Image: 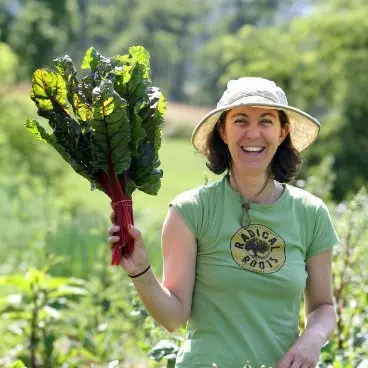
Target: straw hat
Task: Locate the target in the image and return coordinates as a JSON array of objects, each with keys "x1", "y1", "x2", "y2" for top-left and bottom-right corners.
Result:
[{"x1": 192, "y1": 77, "x2": 320, "y2": 154}]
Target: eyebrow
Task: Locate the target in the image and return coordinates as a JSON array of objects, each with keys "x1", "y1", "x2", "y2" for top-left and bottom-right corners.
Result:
[{"x1": 231, "y1": 112, "x2": 277, "y2": 119}]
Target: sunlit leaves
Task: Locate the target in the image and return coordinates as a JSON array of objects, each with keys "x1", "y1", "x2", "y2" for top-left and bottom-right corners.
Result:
[{"x1": 27, "y1": 46, "x2": 166, "y2": 197}]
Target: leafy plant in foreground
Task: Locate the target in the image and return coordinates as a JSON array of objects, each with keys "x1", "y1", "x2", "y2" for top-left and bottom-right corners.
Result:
[
  {"x1": 0, "y1": 260, "x2": 87, "y2": 368},
  {"x1": 26, "y1": 46, "x2": 166, "y2": 265}
]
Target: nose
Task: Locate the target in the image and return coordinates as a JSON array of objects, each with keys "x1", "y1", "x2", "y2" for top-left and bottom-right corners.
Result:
[{"x1": 245, "y1": 124, "x2": 261, "y2": 139}]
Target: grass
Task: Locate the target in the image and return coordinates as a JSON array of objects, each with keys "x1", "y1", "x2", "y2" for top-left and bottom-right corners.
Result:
[{"x1": 65, "y1": 136, "x2": 219, "y2": 221}]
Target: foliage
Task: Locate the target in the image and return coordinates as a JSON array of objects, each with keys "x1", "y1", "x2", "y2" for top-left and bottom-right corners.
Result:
[
  {"x1": 321, "y1": 187, "x2": 368, "y2": 367},
  {"x1": 215, "y1": 1, "x2": 368, "y2": 200},
  {"x1": 107, "y1": 0, "x2": 209, "y2": 102},
  {"x1": 27, "y1": 46, "x2": 166, "y2": 198},
  {"x1": 0, "y1": 88, "x2": 71, "y2": 201},
  {"x1": 298, "y1": 157, "x2": 368, "y2": 367},
  {"x1": 0, "y1": 260, "x2": 87, "y2": 367},
  {"x1": 0, "y1": 250, "x2": 162, "y2": 367},
  {"x1": 0, "y1": 43, "x2": 19, "y2": 85},
  {"x1": 195, "y1": 0, "x2": 289, "y2": 105},
  {"x1": 148, "y1": 340, "x2": 178, "y2": 368},
  {"x1": 5, "y1": 0, "x2": 78, "y2": 78},
  {"x1": 0, "y1": 0, "x2": 368, "y2": 365}
]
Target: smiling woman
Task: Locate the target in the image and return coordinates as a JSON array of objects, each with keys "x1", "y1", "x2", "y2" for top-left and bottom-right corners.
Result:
[
  {"x1": 206, "y1": 108, "x2": 301, "y2": 184},
  {"x1": 107, "y1": 77, "x2": 340, "y2": 368}
]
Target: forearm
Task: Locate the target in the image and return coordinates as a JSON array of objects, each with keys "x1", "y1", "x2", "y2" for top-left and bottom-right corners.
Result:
[
  {"x1": 301, "y1": 303, "x2": 337, "y2": 347},
  {"x1": 131, "y1": 268, "x2": 188, "y2": 332}
]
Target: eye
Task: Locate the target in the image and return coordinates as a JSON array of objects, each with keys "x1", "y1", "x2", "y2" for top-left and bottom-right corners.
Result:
[
  {"x1": 259, "y1": 119, "x2": 273, "y2": 125},
  {"x1": 233, "y1": 119, "x2": 248, "y2": 125}
]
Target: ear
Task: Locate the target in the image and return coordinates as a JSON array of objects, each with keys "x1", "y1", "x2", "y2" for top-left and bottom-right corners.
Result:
[
  {"x1": 217, "y1": 121, "x2": 228, "y2": 144},
  {"x1": 279, "y1": 123, "x2": 290, "y2": 144}
]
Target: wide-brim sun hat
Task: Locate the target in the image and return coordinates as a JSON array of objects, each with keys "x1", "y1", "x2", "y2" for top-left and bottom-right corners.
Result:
[{"x1": 192, "y1": 77, "x2": 320, "y2": 154}]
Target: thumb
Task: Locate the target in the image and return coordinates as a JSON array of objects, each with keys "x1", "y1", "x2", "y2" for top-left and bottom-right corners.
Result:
[{"x1": 128, "y1": 224, "x2": 142, "y2": 239}]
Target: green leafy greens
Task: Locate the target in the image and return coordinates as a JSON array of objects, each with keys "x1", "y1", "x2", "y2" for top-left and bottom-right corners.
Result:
[{"x1": 26, "y1": 46, "x2": 166, "y2": 263}]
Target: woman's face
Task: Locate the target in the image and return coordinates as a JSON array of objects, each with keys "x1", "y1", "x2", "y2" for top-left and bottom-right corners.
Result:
[{"x1": 219, "y1": 106, "x2": 289, "y2": 176}]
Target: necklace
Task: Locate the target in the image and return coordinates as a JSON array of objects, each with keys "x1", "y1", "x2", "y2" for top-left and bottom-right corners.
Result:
[{"x1": 231, "y1": 171, "x2": 273, "y2": 226}]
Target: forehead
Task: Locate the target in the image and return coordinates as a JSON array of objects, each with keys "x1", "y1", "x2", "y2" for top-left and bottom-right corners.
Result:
[{"x1": 227, "y1": 106, "x2": 278, "y2": 118}]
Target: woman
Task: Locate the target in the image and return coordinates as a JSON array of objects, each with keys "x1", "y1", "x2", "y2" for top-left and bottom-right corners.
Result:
[{"x1": 108, "y1": 77, "x2": 339, "y2": 368}]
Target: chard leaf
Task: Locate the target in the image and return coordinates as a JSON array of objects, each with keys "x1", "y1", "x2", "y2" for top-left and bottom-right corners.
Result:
[
  {"x1": 54, "y1": 55, "x2": 92, "y2": 123},
  {"x1": 126, "y1": 47, "x2": 151, "y2": 105},
  {"x1": 30, "y1": 69, "x2": 68, "y2": 114},
  {"x1": 24, "y1": 118, "x2": 51, "y2": 143},
  {"x1": 81, "y1": 47, "x2": 104, "y2": 72},
  {"x1": 53, "y1": 55, "x2": 76, "y2": 84},
  {"x1": 129, "y1": 104, "x2": 146, "y2": 157},
  {"x1": 54, "y1": 55, "x2": 93, "y2": 125},
  {"x1": 129, "y1": 46, "x2": 150, "y2": 76},
  {"x1": 126, "y1": 87, "x2": 166, "y2": 195},
  {"x1": 113, "y1": 46, "x2": 151, "y2": 105},
  {"x1": 79, "y1": 74, "x2": 95, "y2": 105},
  {"x1": 91, "y1": 79, "x2": 131, "y2": 174},
  {"x1": 25, "y1": 119, "x2": 95, "y2": 184},
  {"x1": 27, "y1": 46, "x2": 166, "y2": 200}
]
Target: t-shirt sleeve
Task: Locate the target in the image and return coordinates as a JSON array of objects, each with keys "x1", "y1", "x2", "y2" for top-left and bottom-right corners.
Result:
[
  {"x1": 306, "y1": 202, "x2": 340, "y2": 259},
  {"x1": 169, "y1": 188, "x2": 207, "y2": 240}
]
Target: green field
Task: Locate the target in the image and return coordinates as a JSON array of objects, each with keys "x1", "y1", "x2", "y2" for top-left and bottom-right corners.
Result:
[
  {"x1": 19, "y1": 137, "x2": 221, "y2": 278},
  {"x1": 66, "y1": 137, "x2": 219, "y2": 222}
]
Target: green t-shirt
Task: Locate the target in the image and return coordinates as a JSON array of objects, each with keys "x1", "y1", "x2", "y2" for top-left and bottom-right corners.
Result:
[{"x1": 170, "y1": 176, "x2": 339, "y2": 368}]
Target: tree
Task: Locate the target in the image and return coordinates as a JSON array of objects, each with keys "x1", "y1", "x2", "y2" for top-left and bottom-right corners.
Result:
[
  {"x1": 108, "y1": 0, "x2": 208, "y2": 102},
  {"x1": 210, "y1": 1, "x2": 368, "y2": 200},
  {"x1": 7, "y1": 0, "x2": 78, "y2": 77},
  {"x1": 194, "y1": 0, "x2": 290, "y2": 105}
]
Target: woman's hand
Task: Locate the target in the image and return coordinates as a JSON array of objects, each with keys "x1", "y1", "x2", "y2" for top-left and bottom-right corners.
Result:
[
  {"x1": 107, "y1": 210, "x2": 150, "y2": 276},
  {"x1": 276, "y1": 331, "x2": 324, "y2": 368}
]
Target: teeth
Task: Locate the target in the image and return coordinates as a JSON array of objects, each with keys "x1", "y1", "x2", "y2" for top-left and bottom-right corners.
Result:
[{"x1": 242, "y1": 146, "x2": 264, "y2": 152}]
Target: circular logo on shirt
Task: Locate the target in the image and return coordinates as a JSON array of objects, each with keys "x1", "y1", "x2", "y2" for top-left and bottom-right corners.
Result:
[{"x1": 230, "y1": 224, "x2": 285, "y2": 274}]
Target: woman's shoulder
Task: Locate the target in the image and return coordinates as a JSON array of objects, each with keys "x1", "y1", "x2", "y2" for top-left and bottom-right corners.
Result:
[
  {"x1": 171, "y1": 178, "x2": 224, "y2": 206},
  {"x1": 284, "y1": 183, "x2": 325, "y2": 209}
]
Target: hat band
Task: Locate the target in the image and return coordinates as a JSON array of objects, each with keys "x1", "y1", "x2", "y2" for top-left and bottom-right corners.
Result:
[{"x1": 225, "y1": 90, "x2": 279, "y2": 106}]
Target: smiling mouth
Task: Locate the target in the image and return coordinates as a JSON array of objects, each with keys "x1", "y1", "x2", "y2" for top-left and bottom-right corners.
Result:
[{"x1": 241, "y1": 146, "x2": 265, "y2": 153}]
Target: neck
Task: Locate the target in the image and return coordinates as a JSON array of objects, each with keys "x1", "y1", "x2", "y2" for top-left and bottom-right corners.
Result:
[{"x1": 229, "y1": 168, "x2": 275, "y2": 204}]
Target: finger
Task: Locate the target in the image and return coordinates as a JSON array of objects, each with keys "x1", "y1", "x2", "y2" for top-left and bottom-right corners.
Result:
[
  {"x1": 108, "y1": 225, "x2": 120, "y2": 236},
  {"x1": 110, "y1": 210, "x2": 116, "y2": 224},
  {"x1": 108, "y1": 236, "x2": 120, "y2": 248},
  {"x1": 277, "y1": 356, "x2": 294, "y2": 368},
  {"x1": 128, "y1": 224, "x2": 142, "y2": 239},
  {"x1": 289, "y1": 358, "x2": 302, "y2": 368}
]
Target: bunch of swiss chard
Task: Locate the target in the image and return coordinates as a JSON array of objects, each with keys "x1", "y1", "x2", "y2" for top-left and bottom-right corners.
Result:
[{"x1": 26, "y1": 46, "x2": 166, "y2": 265}]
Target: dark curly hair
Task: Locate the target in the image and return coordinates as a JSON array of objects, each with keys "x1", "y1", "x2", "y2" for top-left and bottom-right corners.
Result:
[{"x1": 204, "y1": 110, "x2": 301, "y2": 183}]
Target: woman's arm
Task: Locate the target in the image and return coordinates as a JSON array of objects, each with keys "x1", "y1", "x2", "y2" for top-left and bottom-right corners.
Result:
[
  {"x1": 125, "y1": 206, "x2": 197, "y2": 332},
  {"x1": 302, "y1": 247, "x2": 336, "y2": 342},
  {"x1": 277, "y1": 248, "x2": 337, "y2": 368}
]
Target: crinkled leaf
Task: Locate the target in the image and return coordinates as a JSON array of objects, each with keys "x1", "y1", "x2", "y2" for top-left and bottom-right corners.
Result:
[
  {"x1": 30, "y1": 69, "x2": 68, "y2": 113},
  {"x1": 91, "y1": 79, "x2": 131, "y2": 174},
  {"x1": 113, "y1": 46, "x2": 151, "y2": 105},
  {"x1": 126, "y1": 47, "x2": 151, "y2": 105},
  {"x1": 129, "y1": 105, "x2": 146, "y2": 156},
  {"x1": 27, "y1": 46, "x2": 166, "y2": 199},
  {"x1": 54, "y1": 55, "x2": 93, "y2": 125},
  {"x1": 129, "y1": 46, "x2": 150, "y2": 74},
  {"x1": 127, "y1": 88, "x2": 165, "y2": 195},
  {"x1": 81, "y1": 47, "x2": 104, "y2": 72},
  {"x1": 53, "y1": 54, "x2": 76, "y2": 84}
]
